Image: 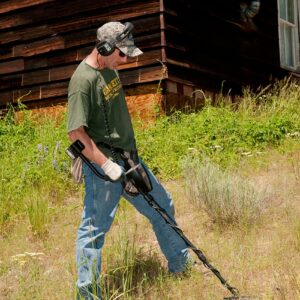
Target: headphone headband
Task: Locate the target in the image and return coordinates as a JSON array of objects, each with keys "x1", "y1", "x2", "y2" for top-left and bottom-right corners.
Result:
[{"x1": 116, "y1": 22, "x2": 134, "y2": 43}]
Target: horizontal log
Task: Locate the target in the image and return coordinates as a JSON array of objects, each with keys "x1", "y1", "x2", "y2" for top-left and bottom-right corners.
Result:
[
  {"x1": 0, "y1": 6, "x2": 160, "y2": 47},
  {"x1": 0, "y1": 24, "x2": 52, "y2": 46},
  {"x1": 0, "y1": 0, "x2": 154, "y2": 30},
  {"x1": 49, "y1": 65, "x2": 77, "y2": 82},
  {"x1": 63, "y1": 29, "x2": 96, "y2": 49},
  {"x1": 48, "y1": 42, "x2": 161, "y2": 69},
  {"x1": 23, "y1": 46, "x2": 90, "y2": 70},
  {"x1": 0, "y1": 59, "x2": 24, "y2": 74},
  {"x1": 21, "y1": 65, "x2": 75, "y2": 87},
  {"x1": 136, "y1": 33, "x2": 161, "y2": 50},
  {"x1": 120, "y1": 65, "x2": 165, "y2": 85},
  {"x1": 41, "y1": 82, "x2": 68, "y2": 99},
  {"x1": 22, "y1": 69, "x2": 49, "y2": 86},
  {"x1": 2, "y1": 28, "x2": 160, "y2": 60},
  {"x1": 0, "y1": 81, "x2": 69, "y2": 106},
  {"x1": 0, "y1": 73, "x2": 22, "y2": 90},
  {"x1": 21, "y1": 96, "x2": 67, "y2": 110},
  {"x1": 0, "y1": 0, "x2": 54, "y2": 14},
  {"x1": 0, "y1": 46, "x2": 13, "y2": 60},
  {"x1": 118, "y1": 49, "x2": 162, "y2": 70},
  {"x1": 24, "y1": 56, "x2": 47, "y2": 70},
  {"x1": 13, "y1": 36, "x2": 65, "y2": 57},
  {"x1": 13, "y1": 88, "x2": 41, "y2": 103}
]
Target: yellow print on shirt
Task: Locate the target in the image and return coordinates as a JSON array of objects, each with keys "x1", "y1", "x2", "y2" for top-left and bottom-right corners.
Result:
[{"x1": 102, "y1": 77, "x2": 122, "y2": 101}]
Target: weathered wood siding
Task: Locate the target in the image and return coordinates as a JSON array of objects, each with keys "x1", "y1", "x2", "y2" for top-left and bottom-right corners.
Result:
[
  {"x1": 0, "y1": 0, "x2": 164, "y2": 112},
  {"x1": 0, "y1": 0, "x2": 295, "y2": 114}
]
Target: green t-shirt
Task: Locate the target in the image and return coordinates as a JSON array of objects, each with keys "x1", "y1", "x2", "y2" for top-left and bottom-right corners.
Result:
[{"x1": 67, "y1": 60, "x2": 135, "y2": 158}]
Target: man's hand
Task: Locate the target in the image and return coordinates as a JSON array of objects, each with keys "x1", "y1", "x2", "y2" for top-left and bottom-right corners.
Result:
[{"x1": 101, "y1": 159, "x2": 123, "y2": 181}]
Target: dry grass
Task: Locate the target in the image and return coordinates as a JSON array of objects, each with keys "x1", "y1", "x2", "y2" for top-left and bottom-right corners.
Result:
[{"x1": 0, "y1": 150, "x2": 300, "y2": 299}]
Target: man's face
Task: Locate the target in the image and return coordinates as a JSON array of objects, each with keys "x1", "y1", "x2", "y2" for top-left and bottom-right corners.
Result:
[{"x1": 103, "y1": 48, "x2": 128, "y2": 69}]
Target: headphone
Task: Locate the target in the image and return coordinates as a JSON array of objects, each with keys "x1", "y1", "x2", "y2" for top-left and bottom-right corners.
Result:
[{"x1": 96, "y1": 22, "x2": 134, "y2": 56}]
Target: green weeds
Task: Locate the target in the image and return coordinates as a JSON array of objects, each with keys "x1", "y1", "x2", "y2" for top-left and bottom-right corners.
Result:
[
  {"x1": 0, "y1": 105, "x2": 72, "y2": 233},
  {"x1": 136, "y1": 78, "x2": 300, "y2": 179}
]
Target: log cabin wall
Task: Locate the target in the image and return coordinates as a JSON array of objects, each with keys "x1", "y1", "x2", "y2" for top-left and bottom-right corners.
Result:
[
  {"x1": 0, "y1": 0, "x2": 165, "y2": 118},
  {"x1": 0, "y1": 0, "x2": 296, "y2": 117}
]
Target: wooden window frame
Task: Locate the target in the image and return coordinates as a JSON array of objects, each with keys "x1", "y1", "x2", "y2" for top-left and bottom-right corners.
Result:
[{"x1": 278, "y1": 0, "x2": 300, "y2": 70}]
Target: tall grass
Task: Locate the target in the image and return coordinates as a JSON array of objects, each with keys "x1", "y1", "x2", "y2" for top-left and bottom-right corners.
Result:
[
  {"x1": 102, "y1": 234, "x2": 165, "y2": 299},
  {"x1": 26, "y1": 190, "x2": 49, "y2": 237},
  {"x1": 102, "y1": 202, "x2": 165, "y2": 299}
]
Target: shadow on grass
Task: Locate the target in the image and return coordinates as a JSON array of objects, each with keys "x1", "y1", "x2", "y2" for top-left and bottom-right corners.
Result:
[{"x1": 102, "y1": 250, "x2": 168, "y2": 299}]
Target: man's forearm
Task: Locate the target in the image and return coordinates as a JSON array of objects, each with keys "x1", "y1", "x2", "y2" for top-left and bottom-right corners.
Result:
[
  {"x1": 68, "y1": 126, "x2": 124, "y2": 181},
  {"x1": 68, "y1": 126, "x2": 108, "y2": 167}
]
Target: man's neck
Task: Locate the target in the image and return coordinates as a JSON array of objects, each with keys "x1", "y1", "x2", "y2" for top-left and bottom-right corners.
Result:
[{"x1": 85, "y1": 48, "x2": 105, "y2": 69}]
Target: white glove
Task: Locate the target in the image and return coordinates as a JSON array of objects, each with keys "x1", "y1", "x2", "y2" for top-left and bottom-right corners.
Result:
[{"x1": 101, "y1": 159, "x2": 123, "y2": 181}]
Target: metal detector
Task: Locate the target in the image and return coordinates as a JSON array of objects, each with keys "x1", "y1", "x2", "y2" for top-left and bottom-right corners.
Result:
[{"x1": 66, "y1": 140, "x2": 256, "y2": 300}]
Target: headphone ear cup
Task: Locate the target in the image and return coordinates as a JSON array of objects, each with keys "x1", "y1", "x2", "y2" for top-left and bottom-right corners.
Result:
[{"x1": 96, "y1": 40, "x2": 115, "y2": 56}]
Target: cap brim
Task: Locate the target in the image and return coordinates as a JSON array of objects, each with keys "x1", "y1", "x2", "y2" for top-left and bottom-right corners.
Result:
[{"x1": 119, "y1": 46, "x2": 143, "y2": 58}]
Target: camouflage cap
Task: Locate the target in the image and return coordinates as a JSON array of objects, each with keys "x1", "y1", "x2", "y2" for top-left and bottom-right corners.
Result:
[{"x1": 96, "y1": 22, "x2": 143, "y2": 57}]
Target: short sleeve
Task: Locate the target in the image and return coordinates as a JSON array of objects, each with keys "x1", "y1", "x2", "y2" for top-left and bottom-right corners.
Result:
[{"x1": 67, "y1": 91, "x2": 90, "y2": 133}]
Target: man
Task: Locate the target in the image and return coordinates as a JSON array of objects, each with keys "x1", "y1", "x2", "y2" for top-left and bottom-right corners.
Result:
[{"x1": 67, "y1": 21, "x2": 190, "y2": 299}]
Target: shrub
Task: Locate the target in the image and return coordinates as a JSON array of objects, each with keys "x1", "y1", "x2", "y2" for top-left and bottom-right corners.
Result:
[{"x1": 182, "y1": 157, "x2": 265, "y2": 228}]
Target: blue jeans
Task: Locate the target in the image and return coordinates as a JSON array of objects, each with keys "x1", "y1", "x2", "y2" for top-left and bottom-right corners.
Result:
[{"x1": 76, "y1": 161, "x2": 189, "y2": 299}]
